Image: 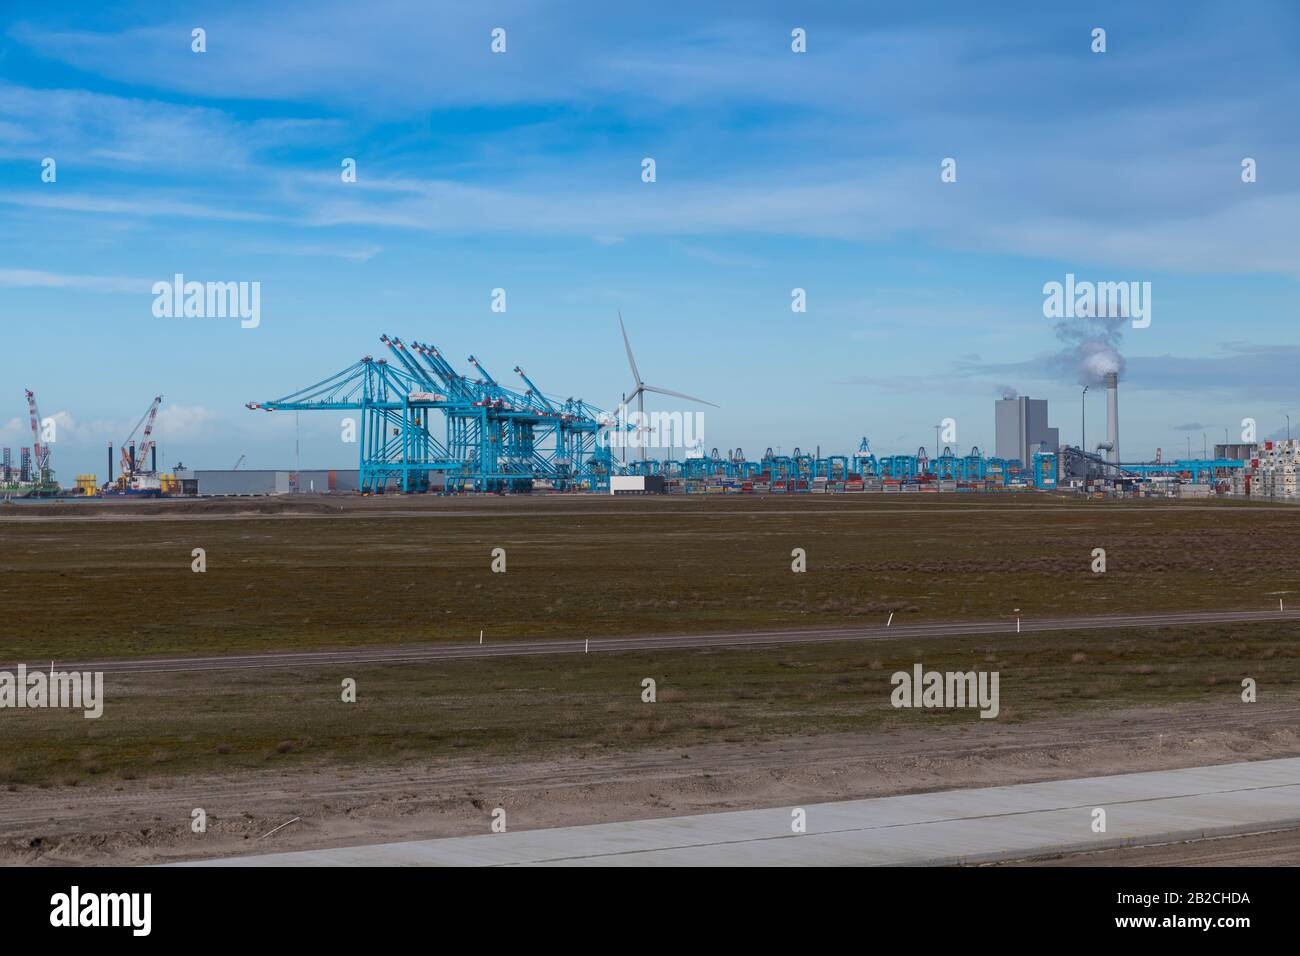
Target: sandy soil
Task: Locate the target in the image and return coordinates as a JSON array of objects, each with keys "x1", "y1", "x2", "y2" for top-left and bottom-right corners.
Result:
[
  {"x1": 996, "y1": 827, "x2": 1300, "y2": 866},
  {"x1": 4, "y1": 699, "x2": 1297, "y2": 866}
]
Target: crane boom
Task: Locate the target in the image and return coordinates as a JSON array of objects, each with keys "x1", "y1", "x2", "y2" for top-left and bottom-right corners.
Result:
[
  {"x1": 120, "y1": 396, "x2": 162, "y2": 478},
  {"x1": 136, "y1": 396, "x2": 162, "y2": 472},
  {"x1": 514, "y1": 366, "x2": 557, "y2": 413},
  {"x1": 24, "y1": 389, "x2": 47, "y2": 473}
]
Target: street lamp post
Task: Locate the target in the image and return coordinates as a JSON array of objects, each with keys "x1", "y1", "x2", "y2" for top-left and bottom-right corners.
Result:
[{"x1": 1081, "y1": 385, "x2": 1089, "y2": 495}]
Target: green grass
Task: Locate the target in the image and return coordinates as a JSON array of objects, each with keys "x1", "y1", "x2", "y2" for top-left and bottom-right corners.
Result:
[
  {"x1": 2, "y1": 494, "x2": 1298, "y2": 661},
  {"x1": 3, "y1": 494, "x2": 1296, "y2": 786},
  {"x1": 1, "y1": 623, "x2": 1295, "y2": 787}
]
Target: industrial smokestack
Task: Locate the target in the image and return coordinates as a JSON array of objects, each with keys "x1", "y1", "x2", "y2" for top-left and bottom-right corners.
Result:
[{"x1": 1105, "y1": 371, "x2": 1119, "y2": 467}]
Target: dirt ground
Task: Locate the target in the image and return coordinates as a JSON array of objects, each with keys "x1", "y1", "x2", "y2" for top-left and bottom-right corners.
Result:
[
  {"x1": 4, "y1": 494, "x2": 1299, "y2": 866},
  {"x1": 997, "y1": 828, "x2": 1300, "y2": 866},
  {"x1": 4, "y1": 698, "x2": 1297, "y2": 866}
]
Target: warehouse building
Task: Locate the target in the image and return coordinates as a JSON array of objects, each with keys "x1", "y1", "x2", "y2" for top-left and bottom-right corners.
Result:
[{"x1": 173, "y1": 469, "x2": 362, "y2": 496}]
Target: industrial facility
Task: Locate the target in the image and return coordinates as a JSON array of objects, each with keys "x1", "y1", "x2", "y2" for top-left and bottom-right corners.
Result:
[
  {"x1": 2, "y1": 391, "x2": 185, "y2": 498},
  {"x1": 246, "y1": 334, "x2": 618, "y2": 494},
  {"x1": 5, "y1": 356, "x2": 1291, "y2": 501},
  {"x1": 172, "y1": 468, "x2": 360, "y2": 496},
  {"x1": 1, "y1": 389, "x2": 60, "y2": 497},
  {"x1": 234, "y1": 335, "x2": 1280, "y2": 499},
  {"x1": 101, "y1": 395, "x2": 184, "y2": 497}
]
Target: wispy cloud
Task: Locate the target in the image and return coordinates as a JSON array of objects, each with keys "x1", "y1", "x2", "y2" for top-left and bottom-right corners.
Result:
[
  {"x1": 0, "y1": 82, "x2": 334, "y2": 169},
  {"x1": 0, "y1": 267, "x2": 151, "y2": 293},
  {"x1": 247, "y1": 241, "x2": 383, "y2": 262},
  {"x1": 4, "y1": 1, "x2": 1299, "y2": 471},
  {"x1": 0, "y1": 190, "x2": 274, "y2": 223},
  {"x1": 675, "y1": 243, "x2": 764, "y2": 269}
]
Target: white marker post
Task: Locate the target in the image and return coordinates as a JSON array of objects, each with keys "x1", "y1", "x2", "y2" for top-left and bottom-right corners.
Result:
[
  {"x1": 585, "y1": 639, "x2": 589, "y2": 654},
  {"x1": 1014, "y1": 608, "x2": 1021, "y2": 634},
  {"x1": 480, "y1": 629, "x2": 483, "y2": 644},
  {"x1": 257, "y1": 817, "x2": 301, "y2": 840},
  {"x1": 887, "y1": 612, "x2": 894, "y2": 627}
]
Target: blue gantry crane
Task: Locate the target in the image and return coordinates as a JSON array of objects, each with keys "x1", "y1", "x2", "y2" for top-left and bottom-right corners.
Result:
[
  {"x1": 248, "y1": 335, "x2": 615, "y2": 493},
  {"x1": 250, "y1": 338, "x2": 1244, "y2": 496}
]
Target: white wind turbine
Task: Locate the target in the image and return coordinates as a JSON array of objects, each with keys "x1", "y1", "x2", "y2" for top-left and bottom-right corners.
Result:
[{"x1": 618, "y1": 312, "x2": 717, "y2": 462}]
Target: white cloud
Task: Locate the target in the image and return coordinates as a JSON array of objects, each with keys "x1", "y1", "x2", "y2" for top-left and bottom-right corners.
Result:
[
  {"x1": 0, "y1": 82, "x2": 337, "y2": 170},
  {"x1": 248, "y1": 241, "x2": 383, "y2": 261},
  {"x1": 0, "y1": 191, "x2": 273, "y2": 224},
  {"x1": 0, "y1": 416, "x2": 26, "y2": 444},
  {"x1": 156, "y1": 404, "x2": 222, "y2": 441},
  {"x1": 0, "y1": 405, "x2": 224, "y2": 450},
  {"x1": 0, "y1": 268, "x2": 153, "y2": 293}
]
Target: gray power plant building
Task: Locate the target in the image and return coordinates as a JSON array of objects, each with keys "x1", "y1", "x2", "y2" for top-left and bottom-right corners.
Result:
[{"x1": 995, "y1": 396, "x2": 1059, "y2": 467}]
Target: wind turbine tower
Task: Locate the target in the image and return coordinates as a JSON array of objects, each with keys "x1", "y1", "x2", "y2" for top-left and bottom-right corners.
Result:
[{"x1": 618, "y1": 313, "x2": 718, "y2": 462}]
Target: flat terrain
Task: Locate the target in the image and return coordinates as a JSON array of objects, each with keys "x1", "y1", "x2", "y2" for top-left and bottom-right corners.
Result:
[
  {"x1": 3, "y1": 493, "x2": 1298, "y2": 661},
  {"x1": 183, "y1": 757, "x2": 1300, "y2": 867},
  {"x1": 2, "y1": 620, "x2": 1297, "y2": 787},
  {"x1": 1, "y1": 493, "x2": 1298, "y2": 865},
  {"x1": 4, "y1": 692, "x2": 1298, "y2": 865},
  {"x1": 1, "y1": 620, "x2": 1297, "y2": 864},
  {"x1": 1002, "y1": 826, "x2": 1300, "y2": 866}
]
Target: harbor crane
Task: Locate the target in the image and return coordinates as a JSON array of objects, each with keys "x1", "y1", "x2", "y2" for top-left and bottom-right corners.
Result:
[
  {"x1": 24, "y1": 389, "x2": 51, "y2": 480},
  {"x1": 119, "y1": 396, "x2": 163, "y2": 483}
]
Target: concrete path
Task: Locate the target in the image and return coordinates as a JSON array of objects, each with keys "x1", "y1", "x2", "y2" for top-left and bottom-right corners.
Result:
[{"x1": 185, "y1": 757, "x2": 1300, "y2": 866}]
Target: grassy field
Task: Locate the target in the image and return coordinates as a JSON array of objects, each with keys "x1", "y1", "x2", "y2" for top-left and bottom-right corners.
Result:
[
  {"x1": 1, "y1": 622, "x2": 1295, "y2": 787},
  {"x1": 1, "y1": 494, "x2": 1298, "y2": 661}
]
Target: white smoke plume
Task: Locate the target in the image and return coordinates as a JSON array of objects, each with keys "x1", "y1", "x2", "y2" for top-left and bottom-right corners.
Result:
[{"x1": 1048, "y1": 310, "x2": 1126, "y2": 386}]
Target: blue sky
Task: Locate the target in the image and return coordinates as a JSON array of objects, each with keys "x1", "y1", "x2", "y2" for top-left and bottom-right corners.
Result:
[{"x1": 1, "y1": 0, "x2": 1298, "y2": 476}]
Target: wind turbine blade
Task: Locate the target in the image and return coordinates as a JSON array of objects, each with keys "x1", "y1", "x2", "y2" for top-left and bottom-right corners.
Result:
[
  {"x1": 642, "y1": 384, "x2": 719, "y2": 408},
  {"x1": 618, "y1": 311, "x2": 642, "y2": 386}
]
